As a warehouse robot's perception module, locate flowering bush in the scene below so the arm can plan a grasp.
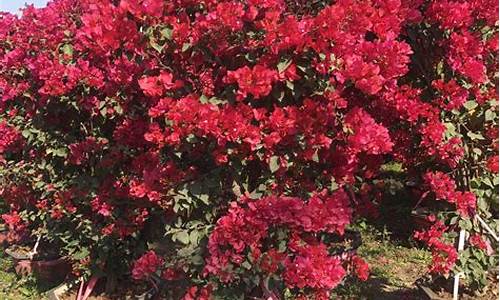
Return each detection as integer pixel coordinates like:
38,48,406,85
0,0,497,298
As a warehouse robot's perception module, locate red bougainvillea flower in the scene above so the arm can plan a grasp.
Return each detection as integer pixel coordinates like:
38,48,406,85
0,121,23,156
344,107,393,155
283,242,346,290
139,71,183,97
351,255,370,281
414,218,458,274
469,234,487,250
68,137,107,165
131,251,164,281
182,285,212,300
1,211,21,228
424,171,477,217
424,171,457,201
225,65,278,100
486,155,498,173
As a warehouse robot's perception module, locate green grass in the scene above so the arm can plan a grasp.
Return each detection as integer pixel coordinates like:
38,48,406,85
360,225,431,284
0,252,45,300
333,223,432,299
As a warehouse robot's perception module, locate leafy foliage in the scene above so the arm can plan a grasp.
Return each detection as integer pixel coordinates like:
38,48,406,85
0,0,497,298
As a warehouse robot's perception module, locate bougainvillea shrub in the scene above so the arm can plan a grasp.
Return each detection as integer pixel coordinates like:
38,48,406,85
0,0,498,298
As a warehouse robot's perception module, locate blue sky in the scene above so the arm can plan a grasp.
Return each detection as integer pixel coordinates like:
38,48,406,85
0,0,48,14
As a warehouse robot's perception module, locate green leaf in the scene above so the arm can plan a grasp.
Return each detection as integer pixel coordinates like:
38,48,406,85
19,287,31,296
380,162,403,173
467,132,485,140
249,190,262,200
232,181,243,197
485,109,496,121
208,97,226,105
199,95,209,104
436,60,444,76
189,230,200,245
182,43,192,52
459,219,472,230
160,27,173,40
73,247,90,260
198,194,210,205
482,177,494,188
100,106,108,117
269,156,279,173
53,148,68,157
114,104,123,115
277,59,292,73
241,261,252,270
175,231,190,245
271,88,285,102
444,122,457,135
297,64,307,73
61,44,73,56
150,40,164,53
477,197,488,212
312,150,319,162
330,179,339,191
21,129,32,139
463,100,478,111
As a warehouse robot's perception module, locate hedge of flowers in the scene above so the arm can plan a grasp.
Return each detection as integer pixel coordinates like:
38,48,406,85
0,0,498,298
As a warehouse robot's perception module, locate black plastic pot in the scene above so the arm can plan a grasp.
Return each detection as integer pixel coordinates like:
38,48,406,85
5,246,71,283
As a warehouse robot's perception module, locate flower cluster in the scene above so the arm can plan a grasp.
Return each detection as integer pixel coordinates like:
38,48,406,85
204,191,352,287
0,121,23,157
351,255,370,281
414,217,458,274
469,234,488,251
283,242,345,290
344,107,394,155
131,250,164,281
225,65,278,100
424,171,477,217
68,137,107,165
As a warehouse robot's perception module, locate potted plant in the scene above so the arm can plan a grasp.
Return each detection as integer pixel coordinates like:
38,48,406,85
5,237,71,284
